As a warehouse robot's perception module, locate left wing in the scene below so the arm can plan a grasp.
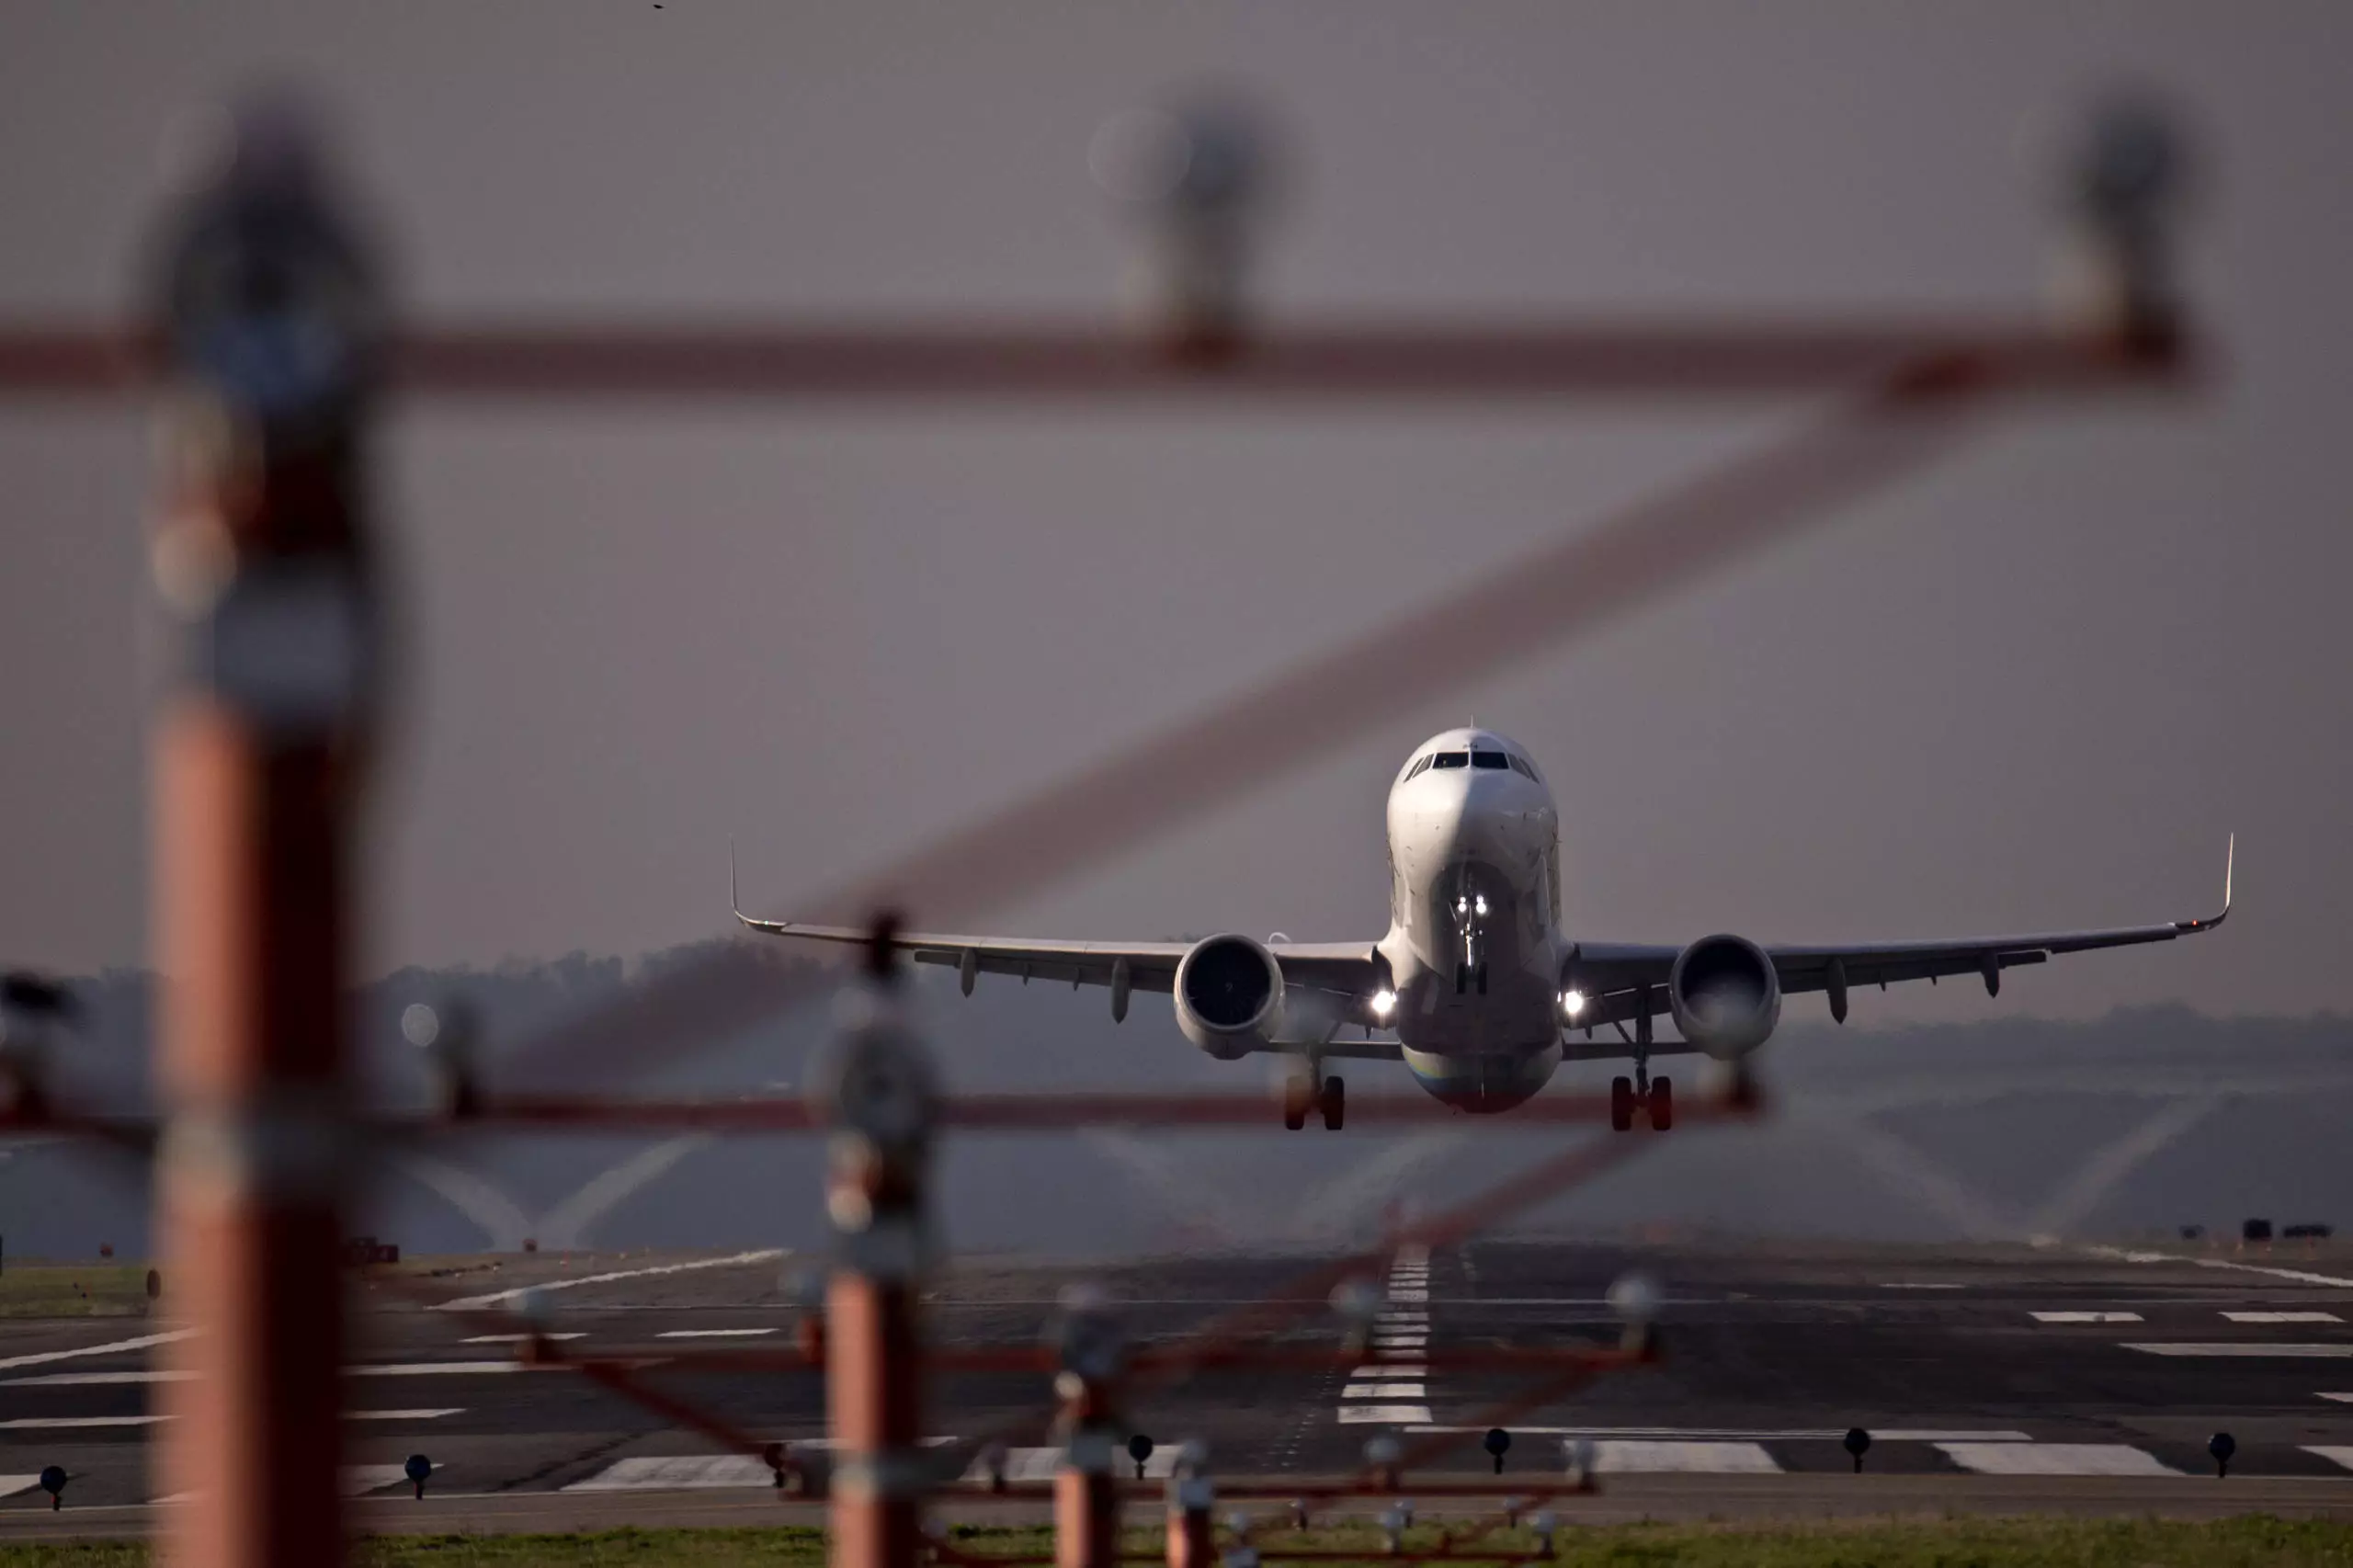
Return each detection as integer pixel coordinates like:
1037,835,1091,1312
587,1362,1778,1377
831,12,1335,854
1568,836,2233,1031
731,862,1383,1022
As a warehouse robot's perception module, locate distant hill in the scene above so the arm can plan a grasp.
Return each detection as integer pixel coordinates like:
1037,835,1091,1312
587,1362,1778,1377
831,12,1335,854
4,943,2346,1262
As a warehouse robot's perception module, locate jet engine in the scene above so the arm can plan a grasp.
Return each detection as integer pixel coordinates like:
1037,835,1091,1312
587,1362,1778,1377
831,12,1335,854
1173,934,1286,1060
1667,933,1781,1060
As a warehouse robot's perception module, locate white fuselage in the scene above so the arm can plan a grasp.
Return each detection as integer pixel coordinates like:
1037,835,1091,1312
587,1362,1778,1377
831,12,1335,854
1372,729,1566,1111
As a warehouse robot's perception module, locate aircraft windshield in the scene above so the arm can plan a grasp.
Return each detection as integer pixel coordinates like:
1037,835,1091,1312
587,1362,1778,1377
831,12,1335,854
1432,752,1470,769
1472,750,1509,769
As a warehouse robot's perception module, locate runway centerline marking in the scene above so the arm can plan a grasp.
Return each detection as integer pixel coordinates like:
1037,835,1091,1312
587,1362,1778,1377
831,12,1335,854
1938,1442,2177,1476
2123,1343,2353,1358
0,1329,197,1371
2031,1312,2143,1323
2224,1311,2343,1324
435,1248,786,1311
655,1327,775,1339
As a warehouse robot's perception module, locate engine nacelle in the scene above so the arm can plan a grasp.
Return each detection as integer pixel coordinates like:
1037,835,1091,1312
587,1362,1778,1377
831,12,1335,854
1173,934,1286,1060
1667,933,1781,1061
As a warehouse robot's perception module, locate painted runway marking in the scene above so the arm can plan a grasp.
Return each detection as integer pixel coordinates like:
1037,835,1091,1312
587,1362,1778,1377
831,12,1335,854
1582,1440,1779,1473
347,1409,461,1421
655,1328,776,1339
1409,1426,2030,1442
0,1329,198,1371
2031,1312,2143,1323
343,1464,424,1497
1351,1365,1426,1380
566,1455,773,1491
988,1447,1176,1483
0,1415,166,1429
1938,1442,2177,1476
461,1333,585,1345
436,1248,787,1311
2318,1392,2353,1403
348,1361,527,1376
2304,1447,2353,1472
2086,1244,2353,1290
1339,1404,1434,1425
1879,1282,1963,1290
0,1478,40,1499
1342,1382,1427,1399
2123,1342,2353,1358
2223,1311,2343,1324
5,1369,194,1386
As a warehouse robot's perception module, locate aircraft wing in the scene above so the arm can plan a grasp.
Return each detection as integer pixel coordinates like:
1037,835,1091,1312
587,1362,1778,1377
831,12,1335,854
1569,836,2232,1031
731,868,1383,1014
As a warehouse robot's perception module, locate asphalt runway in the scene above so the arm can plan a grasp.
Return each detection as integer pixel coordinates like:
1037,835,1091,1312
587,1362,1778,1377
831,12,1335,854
5,1237,2353,1538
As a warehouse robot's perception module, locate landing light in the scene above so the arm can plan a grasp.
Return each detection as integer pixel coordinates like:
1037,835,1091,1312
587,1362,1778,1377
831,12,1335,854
1560,989,1586,1018
1473,896,1489,915
1370,988,1397,1019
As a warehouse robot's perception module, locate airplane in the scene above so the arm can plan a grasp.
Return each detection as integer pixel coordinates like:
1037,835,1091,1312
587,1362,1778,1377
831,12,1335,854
734,727,2231,1132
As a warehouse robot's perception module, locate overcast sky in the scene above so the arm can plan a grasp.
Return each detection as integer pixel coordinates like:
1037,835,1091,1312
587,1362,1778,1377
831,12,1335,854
2,4,2346,1025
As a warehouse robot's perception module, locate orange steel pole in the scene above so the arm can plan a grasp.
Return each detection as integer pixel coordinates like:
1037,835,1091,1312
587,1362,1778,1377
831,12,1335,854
821,933,937,1568
150,104,381,1568
1050,1289,1126,1568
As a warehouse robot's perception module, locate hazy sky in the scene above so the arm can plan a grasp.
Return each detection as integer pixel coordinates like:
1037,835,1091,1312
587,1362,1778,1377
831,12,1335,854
3,4,2347,1025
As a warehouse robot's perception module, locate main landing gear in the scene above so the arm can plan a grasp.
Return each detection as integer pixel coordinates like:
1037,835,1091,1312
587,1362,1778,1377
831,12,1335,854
1284,1074,1346,1131
1609,1070,1672,1132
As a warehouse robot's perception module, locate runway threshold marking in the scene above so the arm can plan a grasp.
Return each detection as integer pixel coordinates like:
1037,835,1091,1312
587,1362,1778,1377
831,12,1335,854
656,1328,775,1339
0,1479,40,1499
2224,1311,2344,1323
2123,1343,2353,1358
1337,1246,1434,1425
1580,1440,1779,1474
2030,1312,2143,1323
1937,1442,2177,1476
0,1329,198,1371
2304,1448,2353,1472
435,1249,787,1311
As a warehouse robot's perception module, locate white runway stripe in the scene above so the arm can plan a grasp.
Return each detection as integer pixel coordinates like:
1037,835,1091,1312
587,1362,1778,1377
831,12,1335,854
2304,1447,2353,1471
0,1416,165,1430
1351,1365,1425,1379
347,1409,461,1421
5,1369,194,1387
567,1455,774,1491
461,1333,585,1345
1584,1440,1780,1473
656,1328,775,1339
1408,1426,2031,1442
2124,1342,2353,1358
2223,1311,2343,1324
1341,1382,1426,1399
2318,1392,2353,1403
343,1464,425,1497
1938,1442,2177,1476
2031,1312,2143,1323
0,1329,198,1371
437,1249,786,1311
0,1478,40,1499
348,1361,526,1376
1339,1404,1433,1425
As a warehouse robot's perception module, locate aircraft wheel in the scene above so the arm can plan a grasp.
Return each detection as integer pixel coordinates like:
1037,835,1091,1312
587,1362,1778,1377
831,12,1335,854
1321,1075,1346,1131
1283,1077,1312,1131
1649,1076,1674,1131
1609,1075,1634,1133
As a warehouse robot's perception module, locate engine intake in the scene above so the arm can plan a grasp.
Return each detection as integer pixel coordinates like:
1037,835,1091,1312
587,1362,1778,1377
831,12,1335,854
1667,933,1780,1060
1173,934,1285,1060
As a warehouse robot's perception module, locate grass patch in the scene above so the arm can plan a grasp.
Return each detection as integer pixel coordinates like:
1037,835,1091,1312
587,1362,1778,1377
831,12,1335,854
0,1265,157,1319
0,1517,2350,1565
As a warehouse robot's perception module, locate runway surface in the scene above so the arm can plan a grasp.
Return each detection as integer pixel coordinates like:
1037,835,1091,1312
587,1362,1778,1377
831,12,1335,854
5,1236,2353,1537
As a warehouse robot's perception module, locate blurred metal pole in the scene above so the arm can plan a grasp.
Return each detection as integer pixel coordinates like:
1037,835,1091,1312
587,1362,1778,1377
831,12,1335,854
149,100,381,1568
819,936,936,1568
1051,1289,1125,1568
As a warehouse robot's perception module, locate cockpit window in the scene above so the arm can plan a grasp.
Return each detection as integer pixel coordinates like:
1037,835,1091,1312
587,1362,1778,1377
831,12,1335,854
1471,750,1510,769
1508,755,1540,781
1431,752,1471,769
1404,755,1433,780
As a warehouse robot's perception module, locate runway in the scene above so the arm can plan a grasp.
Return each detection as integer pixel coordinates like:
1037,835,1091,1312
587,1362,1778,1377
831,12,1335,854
4,1237,2353,1537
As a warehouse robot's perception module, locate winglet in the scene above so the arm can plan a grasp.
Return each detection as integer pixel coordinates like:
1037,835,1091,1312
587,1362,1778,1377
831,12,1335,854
729,837,746,926
2177,833,2233,933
